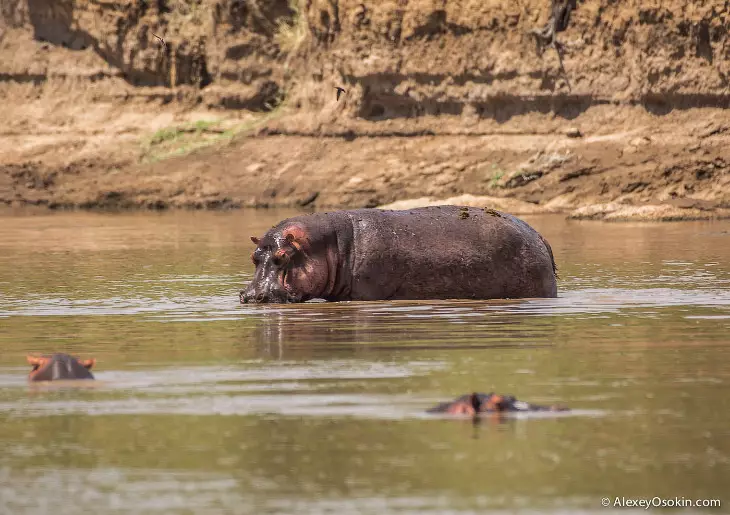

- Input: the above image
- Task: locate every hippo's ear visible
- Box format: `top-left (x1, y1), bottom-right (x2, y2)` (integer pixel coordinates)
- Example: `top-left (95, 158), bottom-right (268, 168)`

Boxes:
top-left (250, 236), bottom-right (261, 245)
top-left (26, 355), bottom-right (45, 366)
top-left (284, 233), bottom-right (302, 252)
top-left (282, 226), bottom-right (309, 252)
top-left (26, 355), bottom-right (46, 378)
top-left (79, 358), bottom-right (95, 370)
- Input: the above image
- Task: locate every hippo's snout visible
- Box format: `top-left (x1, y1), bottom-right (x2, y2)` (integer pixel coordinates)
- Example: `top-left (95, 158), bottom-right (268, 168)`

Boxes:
top-left (240, 287), bottom-right (262, 304)
top-left (240, 290), bottom-right (275, 304)
top-left (240, 286), bottom-right (298, 304)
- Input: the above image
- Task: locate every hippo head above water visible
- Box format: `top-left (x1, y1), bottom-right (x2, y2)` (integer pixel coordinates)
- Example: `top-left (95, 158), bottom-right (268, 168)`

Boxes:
top-left (240, 207), bottom-right (558, 304)
top-left (27, 353), bottom-right (96, 382)
top-left (241, 222), bottom-right (328, 304)
top-left (428, 392), bottom-right (569, 416)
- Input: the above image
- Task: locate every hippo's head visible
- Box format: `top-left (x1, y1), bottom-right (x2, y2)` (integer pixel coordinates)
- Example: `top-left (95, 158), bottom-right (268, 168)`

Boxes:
top-left (240, 224), bottom-right (333, 304)
top-left (427, 392), bottom-right (570, 415)
top-left (27, 353), bottom-right (95, 382)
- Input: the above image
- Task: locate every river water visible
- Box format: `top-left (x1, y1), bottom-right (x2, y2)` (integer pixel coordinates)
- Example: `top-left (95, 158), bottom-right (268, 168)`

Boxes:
top-left (0, 209), bottom-right (728, 514)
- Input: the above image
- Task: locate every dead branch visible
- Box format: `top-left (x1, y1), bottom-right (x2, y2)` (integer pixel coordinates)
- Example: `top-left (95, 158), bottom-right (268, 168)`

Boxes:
top-left (529, 0), bottom-right (577, 91)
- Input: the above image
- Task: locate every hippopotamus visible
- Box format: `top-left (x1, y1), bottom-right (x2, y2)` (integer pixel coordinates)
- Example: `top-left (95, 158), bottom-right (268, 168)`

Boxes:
top-left (428, 392), bottom-right (569, 415)
top-left (240, 206), bottom-right (557, 303)
top-left (27, 353), bottom-right (95, 382)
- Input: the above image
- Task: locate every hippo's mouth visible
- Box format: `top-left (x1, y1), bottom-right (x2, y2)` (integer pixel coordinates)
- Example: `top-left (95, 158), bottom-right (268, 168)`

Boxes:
top-left (281, 273), bottom-right (306, 303)
top-left (239, 269), bottom-right (307, 304)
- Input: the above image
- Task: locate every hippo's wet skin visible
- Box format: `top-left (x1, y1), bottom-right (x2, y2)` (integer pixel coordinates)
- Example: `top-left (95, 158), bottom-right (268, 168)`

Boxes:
top-left (428, 392), bottom-right (569, 416)
top-left (27, 353), bottom-right (95, 382)
top-left (240, 206), bottom-right (558, 303)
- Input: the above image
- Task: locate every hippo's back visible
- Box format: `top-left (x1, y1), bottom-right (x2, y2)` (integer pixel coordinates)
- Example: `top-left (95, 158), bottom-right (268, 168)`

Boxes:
top-left (344, 206), bottom-right (557, 300)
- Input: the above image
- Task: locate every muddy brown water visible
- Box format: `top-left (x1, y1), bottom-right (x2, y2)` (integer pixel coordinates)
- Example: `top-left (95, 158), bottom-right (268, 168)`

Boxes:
top-left (0, 209), bottom-right (729, 514)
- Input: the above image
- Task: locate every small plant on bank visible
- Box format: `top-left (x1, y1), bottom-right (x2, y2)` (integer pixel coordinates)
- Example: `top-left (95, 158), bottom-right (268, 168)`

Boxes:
top-left (140, 96), bottom-right (291, 163)
top-left (489, 164), bottom-right (505, 188)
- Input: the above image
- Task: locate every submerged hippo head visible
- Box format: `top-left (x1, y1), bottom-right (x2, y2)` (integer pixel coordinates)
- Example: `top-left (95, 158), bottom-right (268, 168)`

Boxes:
top-left (240, 222), bottom-right (337, 304)
top-left (428, 393), bottom-right (511, 416)
top-left (27, 353), bottom-right (95, 382)
top-left (428, 392), bottom-right (569, 415)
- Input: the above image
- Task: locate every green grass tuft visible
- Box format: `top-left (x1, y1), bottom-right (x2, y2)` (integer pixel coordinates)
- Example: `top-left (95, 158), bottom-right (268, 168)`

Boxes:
top-left (489, 165), bottom-right (505, 188)
top-left (140, 102), bottom-right (290, 164)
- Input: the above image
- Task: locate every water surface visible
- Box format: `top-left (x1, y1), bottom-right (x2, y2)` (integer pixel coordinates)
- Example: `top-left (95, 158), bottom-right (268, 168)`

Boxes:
top-left (1, 209), bottom-right (729, 514)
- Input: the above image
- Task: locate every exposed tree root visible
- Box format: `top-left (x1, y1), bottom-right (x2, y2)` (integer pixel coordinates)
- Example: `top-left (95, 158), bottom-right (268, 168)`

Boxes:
top-left (530, 0), bottom-right (577, 91)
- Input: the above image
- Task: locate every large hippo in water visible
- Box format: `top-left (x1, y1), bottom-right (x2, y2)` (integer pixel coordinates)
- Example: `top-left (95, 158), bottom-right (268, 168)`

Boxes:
top-left (27, 353), bottom-right (95, 382)
top-left (240, 206), bottom-right (557, 303)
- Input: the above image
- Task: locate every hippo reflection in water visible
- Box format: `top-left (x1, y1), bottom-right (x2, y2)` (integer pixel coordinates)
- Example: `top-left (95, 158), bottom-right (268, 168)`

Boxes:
top-left (27, 353), bottom-right (95, 382)
top-left (240, 206), bottom-right (558, 304)
top-left (429, 392), bottom-right (569, 416)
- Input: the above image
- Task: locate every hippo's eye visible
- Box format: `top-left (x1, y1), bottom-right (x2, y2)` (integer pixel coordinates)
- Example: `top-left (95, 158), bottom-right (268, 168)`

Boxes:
top-left (272, 249), bottom-right (290, 267)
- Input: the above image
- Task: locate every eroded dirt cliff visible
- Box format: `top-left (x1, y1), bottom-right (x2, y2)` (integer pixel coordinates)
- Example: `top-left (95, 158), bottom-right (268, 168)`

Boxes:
top-left (1, 0), bottom-right (729, 219)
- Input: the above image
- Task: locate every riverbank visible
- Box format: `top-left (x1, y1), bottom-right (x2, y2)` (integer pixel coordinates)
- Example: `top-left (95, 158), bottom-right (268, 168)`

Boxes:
top-left (2, 99), bottom-right (728, 221)
top-left (1, 1), bottom-right (729, 221)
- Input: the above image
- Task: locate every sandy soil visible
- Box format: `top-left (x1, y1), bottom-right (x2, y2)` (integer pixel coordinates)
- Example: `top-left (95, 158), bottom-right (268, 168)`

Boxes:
top-left (2, 90), bottom-right (728, 222)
